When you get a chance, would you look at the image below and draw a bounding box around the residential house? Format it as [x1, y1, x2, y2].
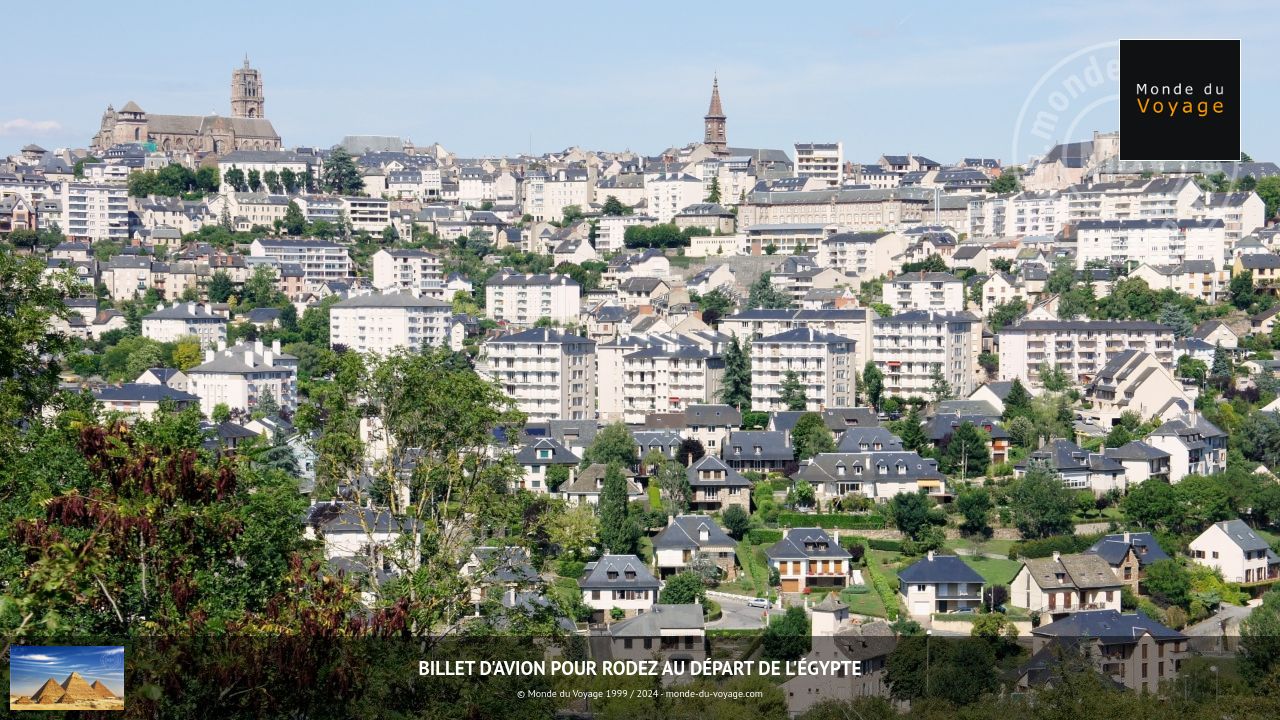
[1188, 519, 1280, 584]
[303, 500, 420, 600]
[1084, 350, 1190, 427]
[1103, 441, 1172, 488]
[1144, 412, 1227, 482]
[684, 404, 742, 454]
[721, 430, 795, 475]
[925, 414, 1011, 465]
[898, 551, 985, 616]
[685, 455, 751, 513]
[1016, 438, 1126, 495]
[93, 383, 200, 419]
[651, 515, 738, 579]
[458, 546, 542, 616]
[764, 527, 852, 593]
[608, 604, 707, 664]
[1020, 610, 1186, 694]
[558, 463, 644, 506]
[579, 555, 660, 621]
[513, 438, 580, 493]
[1010, 552, 1124, 618]
[135, 367, 189, 392]
[793, 450, 946, 504]
[1086, 532, 1171, 591]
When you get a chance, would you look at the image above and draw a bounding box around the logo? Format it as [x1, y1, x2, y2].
[1119, 39, 1240, 160]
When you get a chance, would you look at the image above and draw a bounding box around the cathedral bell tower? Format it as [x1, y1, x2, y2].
[231, 56, 265, 119]
[704, 75, 728, 155]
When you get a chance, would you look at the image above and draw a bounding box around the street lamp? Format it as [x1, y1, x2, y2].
[925, 629, 933, 697]
[1210, 664, 1219, 700]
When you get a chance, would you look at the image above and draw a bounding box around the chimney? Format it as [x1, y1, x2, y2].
[156, 303, 164, 311]
[255, 339, 264, 354]
[832, 529, 840, 543]
[217, 339, 227, 351]
[272, 339, 281, 353]
[1052, 551, 1061, 562]
[927, 550, 934, 562]
[187, 302, 196, 315]
[204, 350, 214, 363]
[1123, 531, 1131, 544]
[244, 350, 255, 367]
[263, 350, 275, 367]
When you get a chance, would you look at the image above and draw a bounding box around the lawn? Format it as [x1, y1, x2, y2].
[648, 485, 661, 510]
[943, 536, 1015, 558]
[961, 556, 1022, 586]
[839, 586, 887, 617]
[717, 540, 771, 597]
[1073, 505, 1125, 524]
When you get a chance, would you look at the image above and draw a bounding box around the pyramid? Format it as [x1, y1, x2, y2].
[58, 671, 100, 702]
[90, 680, 117, 699]
[31, 678, 65, 704]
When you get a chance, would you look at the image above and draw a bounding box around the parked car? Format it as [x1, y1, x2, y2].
[747, 597, 772, 610]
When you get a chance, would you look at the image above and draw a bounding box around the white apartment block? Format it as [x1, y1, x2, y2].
[595, 214, 658, 254]
[485, 270, 581, 326]
[249, 238, 353, 285]
[141, 302, 227, 348]
[371, 248, 444, 298]
[645, 172, 705, 223]
[522, 168, 590, 223]
[794, 143, 844, 187]
[618, 336, 725, 424]
[872, 311, 979, 399]
[343, 195, 392, 233]
[750, 328, 855, 411]
[738, 186, 941, 233]
[885, 272, 965, 313]
[481, 328, 596, 422]
[1193, 191, 1265, 247]
[967, 191, 1065, 237]
[1064, 178, 1201, 224]
[998, 318, 1176, 389]
[188, 339, 298, 416]
[329, 292, 451, 355]
[61, 182, 128, 240]
[817, 231, 910, 280]
[1075, 219, 1226, 270]
[596, 332, 723, 422]
[292, 194, 343, 226]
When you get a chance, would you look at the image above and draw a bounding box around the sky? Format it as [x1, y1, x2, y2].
[2, 1, 1277, 164]
[9, 645, 125, 696]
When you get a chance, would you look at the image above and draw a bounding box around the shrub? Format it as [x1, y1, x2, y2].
[1008, 533, 1103, 560]
[748, 528, 783, 545]
[868, 538, 904, 553]
[557, 559, 586, 579]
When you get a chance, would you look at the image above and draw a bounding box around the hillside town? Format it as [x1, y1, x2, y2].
[8, 54, 1280, 719]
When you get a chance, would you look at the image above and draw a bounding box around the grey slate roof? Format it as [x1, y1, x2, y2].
[1021, 553, 1121, 591]
[685, 404, 742, 427]
[94, 383, 199, 403]
[1032, 610, 1184, 643]
[514, 438, 580, 466]
[687, 455, 752, 487]
[835, 427, 903, 452]
[1206, 519, 1272, 552]
[1087, 532, 1171, 567]
[651, 515, 735, 550]
[331, 292, 449, 308]
[579, 555, 660, 590]
[608, 604, 704, 637]
[765, 528, 852, 560]
[723, 431, 792, 462]
[897, 554, 983, 584]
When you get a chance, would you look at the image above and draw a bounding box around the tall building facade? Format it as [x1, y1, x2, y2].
[231, 56, 265, 119]
[704, 77, 727, 155]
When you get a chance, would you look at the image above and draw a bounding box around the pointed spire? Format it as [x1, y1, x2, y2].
[244, 53, 251, 68]
[706, 75, 724, 118]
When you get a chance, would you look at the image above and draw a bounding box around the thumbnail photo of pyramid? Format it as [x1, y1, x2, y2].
[9, 646, 124, 711]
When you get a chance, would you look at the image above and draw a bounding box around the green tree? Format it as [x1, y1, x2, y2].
[1211, 343, 1233, 378]
[584, 421, 637, 467]
[548, 502, 599, 559]
[322, 147, 364, 194]
[988, 297, 1026, 332]
[1241, 588, 1280, 687]
[280, 167, 298, 193]
[223, 167, 247, 192]
[1231, 269, 1257, 310]
[659, 571, 707, 605]
[599, 463, 640, 554]
[988, 173, 1020, 193]
[263, 169, 282, 193]
[1123, 479, 1180, 531]
[779, 370, 808, 411]
[862, 361, 884, 410]
[1256, 176, 1280, 218]
[240, 265, 282, 308]
[171, 337, 204, 372]
[247, 169, 262, 192]
[1158, 303, 1194, 338]
[656, 460, 692, 513]
[928, 365, 953, 403]
[694, 288, 734, 326]
[1239, 410, 1280, 469]
[1010, 463, 1075, 538]
[211, 402, 231, 424]
[956, 487, 993, 538]
[762, 606, 811, 661]
[1003, 378, 1033, 421]
[719, 336, 752, 409]
[601, 195, 630, 216]
[940, 421, 990, 478]
[792, 412, 835, 460]
[747, 272, 793, 309]
[705, 176, 722, 203]
[889, 491, 932, 540]
[787, 479, 816, 509]
[721, 505, 750, 539]
[1008, 415, 1038, 449]
[283, 201, 307, 235]
[1143, 559, 1192, 609]
[897, 405, 928, 453]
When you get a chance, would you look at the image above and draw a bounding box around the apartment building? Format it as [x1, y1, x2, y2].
[595, 214, 657, 254]
[1063, 177, 1201, 223]
[737, 186, 941, 233]
[61, 182, 128, 240]
[750, 328, 855, 411]
[1130, 260, 1230, 303]
[481, 328, 596, 422]
[817, 231, 910, 280]
[187, 339, 298, 416]
[885, 272, 965, 313]
[645, 172, 704, 222]
[1024, 610, 1186, 694]
[1084, 350, 1190, 427]
[343, 195, 392, 233]
[1075, 218, 1226, 270]
[370, 248, 444, 298]
[618, 338, 725, 424]
[720, 308, 877, 371]
[794, 142, 844, 187]
[997, 318, 1175, 389]
[141, 302, 227, 348]
[484, 270, 581, 326]
[329, 292, 451, 354]
[249, 237, 353, 285]
[1145, 412, 1228, 482]
[872, 310, 979, 398]
[967, 191, 1065, 238]
[522, 168, 590, 223]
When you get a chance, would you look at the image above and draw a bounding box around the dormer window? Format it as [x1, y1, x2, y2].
[754, 445, 762, 455]
[897, 463, 906, 475]
[607, 570, 619, 580]
[537, 448, 551, 459]
[877, 463, 887, 475]
[624, 570, 636, 579]
[854, 465, 863, 475]
[836, 464, 846, 476]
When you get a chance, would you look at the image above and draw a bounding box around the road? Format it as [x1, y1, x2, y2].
[1182, 603, 1255, 655]
[708, 593, 781, 629]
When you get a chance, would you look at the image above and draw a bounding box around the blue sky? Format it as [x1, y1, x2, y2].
[2, 1, 1275, 163]
[9, 645, 125, 696]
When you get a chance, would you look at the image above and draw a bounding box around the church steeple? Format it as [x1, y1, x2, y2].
[231, 57, 265, 119]
[704, 75, 727, 155]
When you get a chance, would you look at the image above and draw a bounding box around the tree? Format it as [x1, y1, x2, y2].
[1241, 588, 1280, 687]
[1003, 378, 1033, 421]
[599, 463, 640, 554]
[560, 205, 584, 225]
[1158, 303, 1194, 338]
[988, 173, 1020, 193]
[675, 436, 706, 466]
[862, 361, 884, 410]
[241, 265, 282, 308]
[280, 167, 299, 193]
[695, 288, 734, 326]
[1039, 363, 1070, 392]
[247, 169, 262, 192]
[1211, 342, 1233, 378]
[957, 487, 993, 538]
[722, 505, 750, 539]
[705, 176, 722, 203]
[601, 195, 630, 216]
[1177, 354, 1208, 385]
[656, 460, 692, 512]
[545, 464, 571, 492]
[283, 201, 307, 235]
[988, 298, 1027, 333]
[659, 571, 707, 605]
[0, 253, 70, 431]
[584, 422, 637, 467]
[263, 169, 282, 194]
[1010, 463, 1075, 538]
[1143, 559, 1192, 609]
[779, 371, 808, 411]
[223, 167, 247, 192]
[171, 337, 204, 372]
[548, 502, 599, 559]
[211, 402, 232, 424]
[1008, 415, 1038, 449]
[928, 366, 953, 403]
[977, 351, 999, 375]
[1231, 270, 1257, 310]
[1239, 410, 1280, 469]
[762, 606, 811, 661]
[940, 422, 990, 478]
[889, 491, 932, 540]
[719, 336, 752, 409]
[1122, 478, 1180, 531]
[897, 405, 927, 453]
[792, 412, 835, 461]
[747, 272, 793, 309]
[688, 552, 721, 586]
[322, 147, 364, 194]
[1256, 176, 1280, 218]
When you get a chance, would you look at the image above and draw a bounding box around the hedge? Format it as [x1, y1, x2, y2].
[850, 536, 899, 620]
[775, 512, 887, 530]
[748, 528, 783, 545]
[1008, 532, 1104, 560]
[557, 559, 586, 579]
[867, 538, 904, 553]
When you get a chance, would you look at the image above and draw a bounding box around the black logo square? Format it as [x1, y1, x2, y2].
[1119, 39, 1240, 161]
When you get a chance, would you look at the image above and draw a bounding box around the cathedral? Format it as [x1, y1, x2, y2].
[91, 58, 282, 156]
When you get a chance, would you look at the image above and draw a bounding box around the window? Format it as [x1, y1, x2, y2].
[916, 584, 926, 592]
